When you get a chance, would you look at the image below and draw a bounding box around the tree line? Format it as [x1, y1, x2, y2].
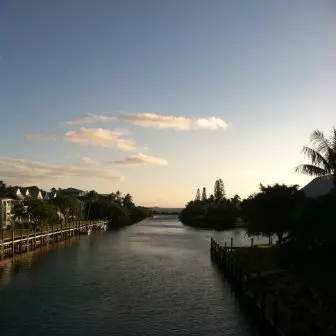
[0, 183, 152, 230]
[181, 127, 336, 270]
[179, 178, 241, 230]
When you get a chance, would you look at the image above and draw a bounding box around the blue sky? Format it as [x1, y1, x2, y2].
[0, 1, 335, 206]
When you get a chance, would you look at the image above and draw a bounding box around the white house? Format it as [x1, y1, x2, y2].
[0, 198, 15, 229]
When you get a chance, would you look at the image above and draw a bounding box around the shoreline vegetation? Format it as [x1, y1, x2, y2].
[205, 127, 336, 335]
[179, 179, 240, 230]
[0, 184, 152, 234]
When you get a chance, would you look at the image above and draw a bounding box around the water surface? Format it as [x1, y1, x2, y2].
[0, 216, 262, 336]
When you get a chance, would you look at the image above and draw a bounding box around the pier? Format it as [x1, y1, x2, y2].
[0, 220, 108, 260]
[210, 238, 309, 336]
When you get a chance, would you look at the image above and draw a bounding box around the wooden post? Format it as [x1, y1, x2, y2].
[273, 300, 278, 330]
[230, 237, 233, 251]
[251, 237, 254, 247]
[12, 230, 15, 256]
[261, 292, 266, 320]
[27, 229, 29, 251]
[1, 230, 4, 259]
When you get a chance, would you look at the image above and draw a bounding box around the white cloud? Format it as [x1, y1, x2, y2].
[64, 127, 136, 151]
[66, 113, 228, 131]
[118, 113, 192, 130]
[194, 117, 228, 130]
[0, 157, 123, 185]
[112, 153, 167, 166]
[27, 127, 136, 151]
[82, 157, 100, 166]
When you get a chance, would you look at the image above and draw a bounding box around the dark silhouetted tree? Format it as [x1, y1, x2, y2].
[201, 187, 207, 201]
[214, 179, 225, 202]
[195, 188, 201, 201]
[295, 127, 336, 187]
[241, 184, 304, 244]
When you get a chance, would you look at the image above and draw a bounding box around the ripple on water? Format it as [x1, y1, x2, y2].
[0, 217, 260, 336]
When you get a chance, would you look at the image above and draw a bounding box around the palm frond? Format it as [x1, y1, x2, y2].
[330, 126, 336, 159]
[302, 146, 332, 172]
[294, 164, 328, 177]
[310, 129, 332, 155]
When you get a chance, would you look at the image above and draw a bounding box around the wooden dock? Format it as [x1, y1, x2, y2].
[210, 238, 306, 336]
[0, 220, 107, 260]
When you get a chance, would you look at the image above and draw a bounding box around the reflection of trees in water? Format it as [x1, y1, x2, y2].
[0, 237, 79, 286]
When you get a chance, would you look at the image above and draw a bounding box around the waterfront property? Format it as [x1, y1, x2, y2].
[0, 220, 107, 260]
[0, 198, 15, 229]
[210, 238, 335, 336]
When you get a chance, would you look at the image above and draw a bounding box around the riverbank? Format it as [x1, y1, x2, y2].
[211, 238, 336, 336]
[0, 221, 104, 260]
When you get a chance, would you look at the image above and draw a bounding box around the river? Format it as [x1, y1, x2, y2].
[0, 216, 265, 336]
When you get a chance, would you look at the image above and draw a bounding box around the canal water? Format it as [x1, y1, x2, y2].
[0, 216, 264, 336]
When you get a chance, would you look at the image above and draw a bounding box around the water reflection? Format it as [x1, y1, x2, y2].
[0, 237, 79, 286]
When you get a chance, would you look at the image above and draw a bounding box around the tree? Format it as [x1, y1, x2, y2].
[195, 188, 201, 201]
[295, 127, 336, 187]
[115, 190, 123, 205]
[11, 202, 28, 227]
[122, 193, 134, 209]
[52, 192, 78, 224]
[214, 179, 225, 202]
[0, 181, 10, 197]
[229, 194, 241, 217]
[25, 199, 58, 227]
[201, 187, 207, 201]
[85, 190, 98, 220]
[241, 184, 304, 244]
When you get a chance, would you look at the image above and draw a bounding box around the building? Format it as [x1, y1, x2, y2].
[0, 198, 15, 229]
[301, 175, 334, 198]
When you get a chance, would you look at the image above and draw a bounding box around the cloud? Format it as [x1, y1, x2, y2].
[82, 153, 167, 166]
[82, 157, 100, 166]
[67, 114, 116, 125]
[66, 113, 228, 131]
[112, 153, 168, 166]
[27, 127, 136, 151]
[64, 127, 136, 151]
[0, 157, 123, 185]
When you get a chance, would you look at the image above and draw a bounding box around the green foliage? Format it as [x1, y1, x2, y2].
[86, 190, 151, 228]
[0, 180, 10, 197]
[24, 199, 59, 227]
[52, 191, 79, 223]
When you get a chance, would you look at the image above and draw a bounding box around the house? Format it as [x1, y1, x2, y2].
[301, 175, 334, 198]
[0, 197, 15, 229]
[28, 188, 43, 200]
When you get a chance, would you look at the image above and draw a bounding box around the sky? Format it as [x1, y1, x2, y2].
[0, 1, 336, 207]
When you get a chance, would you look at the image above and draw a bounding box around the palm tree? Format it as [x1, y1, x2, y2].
[86, 190, 98, 220]
[295, 128, 336, 187]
